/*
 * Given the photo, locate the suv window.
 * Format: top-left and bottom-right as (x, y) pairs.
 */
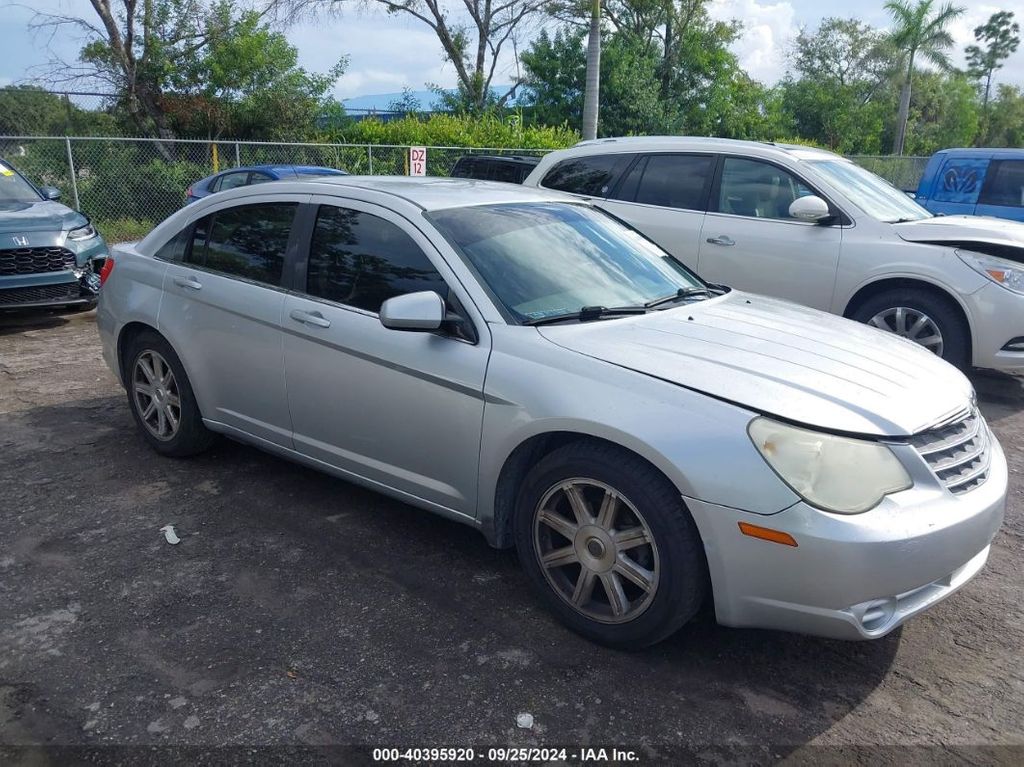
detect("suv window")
(541, 155), (626, 196)
(212, 171), (251, 192)
(979, 160), (1024, 207)
(306, 205), (447, 313)
(716, 157), (814, 220)
(187, 203), (296, 285)
(932, 157), (988, 204)
(611, 154), (714, 210)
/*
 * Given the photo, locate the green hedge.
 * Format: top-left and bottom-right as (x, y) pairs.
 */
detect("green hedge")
(322, 113), (578, 150)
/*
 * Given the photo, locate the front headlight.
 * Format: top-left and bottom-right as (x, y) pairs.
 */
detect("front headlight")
(67, 222), (97, 241)
(957, 250), (1024, 295)
(748, 417), (912, 514)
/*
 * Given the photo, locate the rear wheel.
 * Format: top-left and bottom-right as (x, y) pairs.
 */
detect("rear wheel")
(514, 441), (707, 649)
(124, 331), (216, 457)
(852, 288), (970, 369)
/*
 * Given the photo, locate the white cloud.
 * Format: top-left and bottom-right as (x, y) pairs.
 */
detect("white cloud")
(709, 0), (798, 84)
(947, 3), (1024, 90)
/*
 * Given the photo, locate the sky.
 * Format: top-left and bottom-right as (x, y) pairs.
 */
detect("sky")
(1, 0), (1023, 106)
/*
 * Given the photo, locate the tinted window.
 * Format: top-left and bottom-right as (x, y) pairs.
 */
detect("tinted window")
(717, 158), (814, 220)
(450, 158), (479, 179)
(155, 227), (191, 262)
(249, 172), (274, 185)
(188, 203), (295, 284)
(541, 155), (625, 196)
(629, 154), (713, 210)
(216, 172), (250, 192)
(932, 157), (988, 204)
(980, 160), (1024, 207)
(306, 206), (447, 313)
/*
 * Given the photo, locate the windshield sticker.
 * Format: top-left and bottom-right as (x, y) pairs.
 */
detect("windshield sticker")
(0, 163), (13, 176)
(933, 158), (988, 205)
(524, 308), (571, 319)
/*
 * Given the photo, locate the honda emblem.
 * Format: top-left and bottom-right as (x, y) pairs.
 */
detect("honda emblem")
(12, 236), (29, 247)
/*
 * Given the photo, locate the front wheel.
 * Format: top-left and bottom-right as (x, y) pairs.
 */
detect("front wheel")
(514, 441), (708, 649)
(852, 288), (970, 369)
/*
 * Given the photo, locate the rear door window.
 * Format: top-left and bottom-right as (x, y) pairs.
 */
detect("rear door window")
(540, 154), (629, 197)
(214, 172), (250, 192)
(305, 205), (448, 313)
(620, 154), (714, 210)
(979, 160), (1024, 208)
(186, 203), (296, 285)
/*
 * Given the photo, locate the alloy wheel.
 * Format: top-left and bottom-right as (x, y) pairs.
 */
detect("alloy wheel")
(132, 350), (181, 441)
(533, 478), (660, 624)
(868, 306), (944, 356)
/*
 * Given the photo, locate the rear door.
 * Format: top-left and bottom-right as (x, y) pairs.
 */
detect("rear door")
(159, 197), (307, 447)
(697, 156), (842, 309)
(598, 153), (715, 272)
(976, 159), (1024, 221)
(281, 197), (490, 515)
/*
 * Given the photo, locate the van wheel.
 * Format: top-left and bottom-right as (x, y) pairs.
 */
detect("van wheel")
(852, 288), (970, 369)
(514, 441), (707, 649)
(124, 331), (216, 457)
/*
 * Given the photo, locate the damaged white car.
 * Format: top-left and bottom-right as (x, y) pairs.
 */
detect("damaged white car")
(525, 137), (1024, 372)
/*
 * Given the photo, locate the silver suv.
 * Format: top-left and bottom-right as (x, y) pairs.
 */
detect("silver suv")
(524, 137), (1024, 372)
(97, 177), (1005, 648)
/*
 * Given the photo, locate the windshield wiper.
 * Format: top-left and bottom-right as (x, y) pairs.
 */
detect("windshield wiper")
(523, 305), (648, 326)
(645, 286), (716, 309)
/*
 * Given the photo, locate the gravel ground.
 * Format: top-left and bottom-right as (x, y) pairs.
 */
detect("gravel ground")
(1, 309), (1022, 764)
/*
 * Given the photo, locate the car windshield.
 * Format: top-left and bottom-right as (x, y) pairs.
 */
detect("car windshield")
(428, 202), (706, 323)
(806, 158), (931, 223)
(0, 162), (42, 204)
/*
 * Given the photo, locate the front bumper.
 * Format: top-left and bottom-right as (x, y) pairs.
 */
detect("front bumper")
(0, 232), (108, 310)
(686, 433), (1006, 640)
(967, 281), (1024, 372)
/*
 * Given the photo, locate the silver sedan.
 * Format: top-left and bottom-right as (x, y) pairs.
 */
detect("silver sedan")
(96, 177), (1006, 648)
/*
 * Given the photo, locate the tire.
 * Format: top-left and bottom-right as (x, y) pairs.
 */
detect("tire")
(852, 288), (970, 369)
(124, 331), (216, 457)
(513, 440), (708, 649)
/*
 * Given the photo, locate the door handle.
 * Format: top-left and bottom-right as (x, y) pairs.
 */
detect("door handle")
(706, 235), (735, 247)
(173, 275), (202, 290)
(289, 309), (331, 328)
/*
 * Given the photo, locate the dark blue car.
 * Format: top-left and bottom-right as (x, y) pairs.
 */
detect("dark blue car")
(186, 164), (348, 204)
(915, 148), (1024, 222)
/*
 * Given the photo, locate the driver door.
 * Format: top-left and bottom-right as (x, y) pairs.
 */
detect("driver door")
(282, 199), (490, 516)
(697, 156), (843, 310)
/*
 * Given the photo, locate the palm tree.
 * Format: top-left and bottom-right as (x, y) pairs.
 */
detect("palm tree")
(886, 0), (965, 155)
(581, 0), (601, 140)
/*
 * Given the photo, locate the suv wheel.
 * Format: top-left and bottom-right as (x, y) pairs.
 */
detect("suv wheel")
(514, 441), (707, 649)
(124, 331), (216, 457)
(852, 288), (970, 369)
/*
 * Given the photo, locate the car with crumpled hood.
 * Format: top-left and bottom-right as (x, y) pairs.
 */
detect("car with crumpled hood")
(0, 156), (108, 310)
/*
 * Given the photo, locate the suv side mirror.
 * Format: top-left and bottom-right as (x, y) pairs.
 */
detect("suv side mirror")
(379, 290), (445, 331)
(789, 195), (832, 223)
(39, 185), (62, 201)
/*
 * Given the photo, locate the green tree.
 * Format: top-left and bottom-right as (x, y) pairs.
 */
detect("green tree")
(885, 0), (965, 156)
(984, 84), (1024, 146)
(519, 29), (585, 128)
(386, 87), (423, 115)
(899, 71), (979, 155)
(965, 11), (1020, 112)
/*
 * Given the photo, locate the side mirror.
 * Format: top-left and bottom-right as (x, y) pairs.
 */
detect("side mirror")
(379, 290), (445, 332)
(39, 186), (61, 201)
(789, 195), (832, 223)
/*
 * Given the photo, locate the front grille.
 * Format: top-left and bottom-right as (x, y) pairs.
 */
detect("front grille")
(907, 410), (991, 495)
(0, 247), (76, 276)
(0, 282), (81, 306)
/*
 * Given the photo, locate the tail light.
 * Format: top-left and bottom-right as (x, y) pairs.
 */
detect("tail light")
(99, 257), (115, 286)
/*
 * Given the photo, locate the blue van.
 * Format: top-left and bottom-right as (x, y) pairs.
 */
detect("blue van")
(915, 148), (1024, 221)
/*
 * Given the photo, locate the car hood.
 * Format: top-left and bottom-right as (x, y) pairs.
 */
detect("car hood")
(537, 292), (973, 437)
(894, 215), (1024, 262)
(0, 200), (84, 233)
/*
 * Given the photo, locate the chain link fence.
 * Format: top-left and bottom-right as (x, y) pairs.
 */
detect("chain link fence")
(0, 136), (550, 242)
(0, 134), (932, 243)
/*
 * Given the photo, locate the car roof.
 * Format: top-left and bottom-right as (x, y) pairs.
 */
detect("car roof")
(931, 147), (1023, 157)
(222, 175), (577, 211)
(562, 136), (842, 161)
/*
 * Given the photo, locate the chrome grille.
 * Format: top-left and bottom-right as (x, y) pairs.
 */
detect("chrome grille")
(0, 247), (76, 276)
(907, 410), (991, 495)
